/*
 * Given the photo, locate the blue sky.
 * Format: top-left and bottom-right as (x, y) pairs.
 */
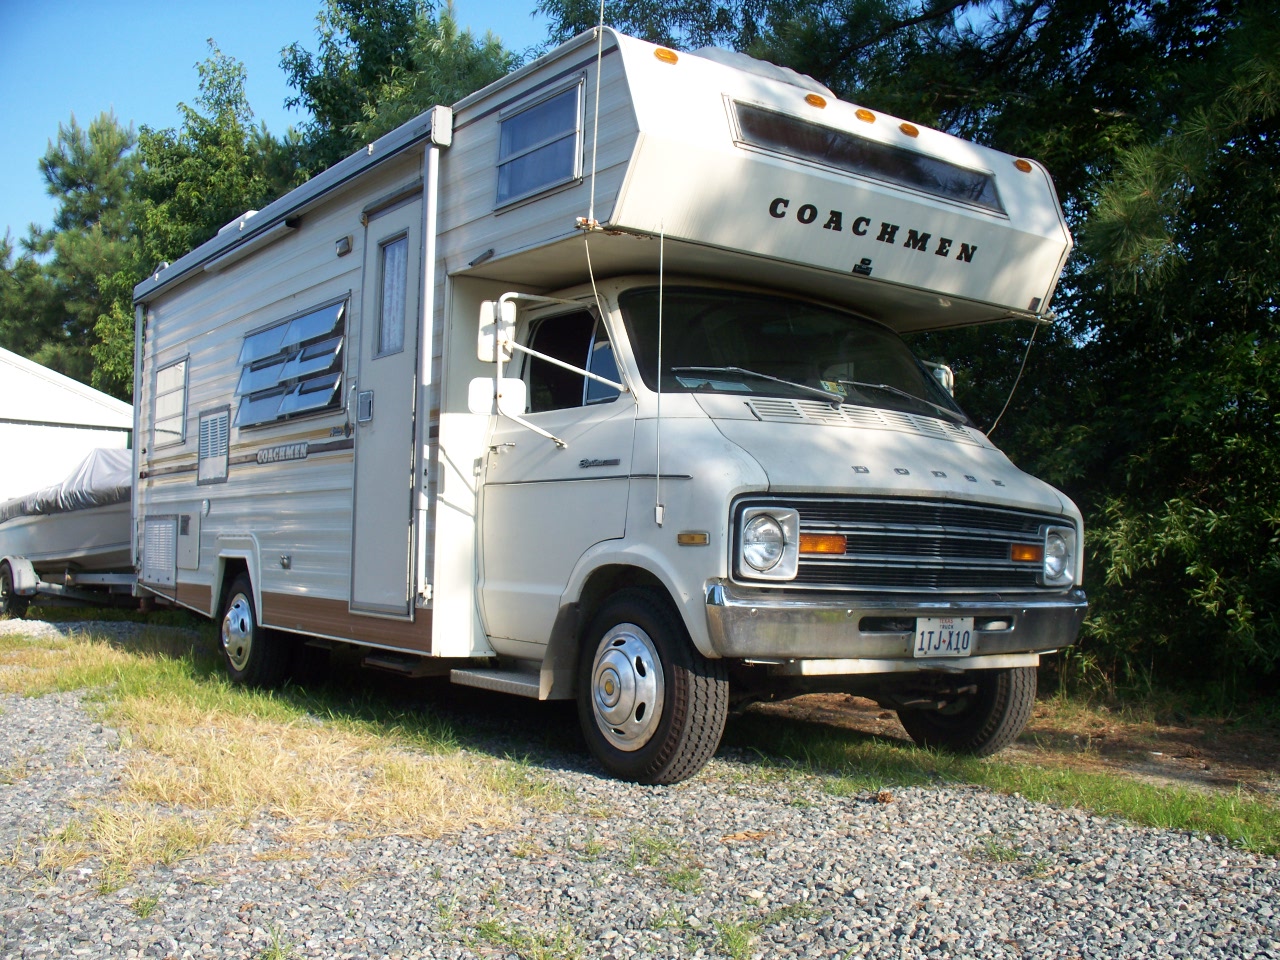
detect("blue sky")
(0, 0), (551, 243)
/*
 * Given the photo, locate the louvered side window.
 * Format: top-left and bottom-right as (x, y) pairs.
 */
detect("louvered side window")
(235, 298), (347, 427)
(198, 408), (230, 484)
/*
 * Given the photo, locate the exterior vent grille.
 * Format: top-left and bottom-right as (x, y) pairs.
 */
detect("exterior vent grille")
(142, 517), (178, 586)
(746, 399), (978, 445)
(736, 495), (1068, 594)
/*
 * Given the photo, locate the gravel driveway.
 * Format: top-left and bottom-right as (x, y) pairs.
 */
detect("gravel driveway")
(1, 621), (1277, 959)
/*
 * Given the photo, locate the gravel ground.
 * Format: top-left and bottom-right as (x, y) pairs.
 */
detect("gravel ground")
(1, 620), (1277, 959)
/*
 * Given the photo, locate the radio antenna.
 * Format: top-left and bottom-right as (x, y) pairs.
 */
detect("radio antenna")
(655, 226), (665, 526)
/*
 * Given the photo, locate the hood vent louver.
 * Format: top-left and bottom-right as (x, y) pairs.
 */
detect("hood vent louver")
(747, 398), (977, 445)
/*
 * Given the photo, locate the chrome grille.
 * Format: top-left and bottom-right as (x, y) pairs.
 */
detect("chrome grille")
(737, 496), (1067, 593)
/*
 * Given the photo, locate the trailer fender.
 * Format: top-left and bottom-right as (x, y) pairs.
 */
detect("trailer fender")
(0, 557), (39, 595)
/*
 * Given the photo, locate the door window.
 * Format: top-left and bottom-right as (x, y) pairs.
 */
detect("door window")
(525, 311), (620, 412)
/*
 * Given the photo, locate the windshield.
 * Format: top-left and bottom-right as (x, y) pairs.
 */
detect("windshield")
(618, 286), (969, 424)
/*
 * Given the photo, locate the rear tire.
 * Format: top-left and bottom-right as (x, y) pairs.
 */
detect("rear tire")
(897, 666), (1036, 756)
(578, 588), (729, 784)
(219, 574), (290, 687)
(0, 563), (29, 619)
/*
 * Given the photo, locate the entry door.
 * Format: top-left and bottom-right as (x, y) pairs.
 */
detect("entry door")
(350, 198), (422, 616)
(480, 309), (635, 642)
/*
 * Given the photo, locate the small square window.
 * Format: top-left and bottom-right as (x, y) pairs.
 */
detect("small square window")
(496, 83), (584, 207)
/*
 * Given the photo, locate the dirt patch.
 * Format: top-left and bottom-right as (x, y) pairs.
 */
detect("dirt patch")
(752, 693), (1280, 799)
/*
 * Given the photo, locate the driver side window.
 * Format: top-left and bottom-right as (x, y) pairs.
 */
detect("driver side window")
(525, 311), (620, 412)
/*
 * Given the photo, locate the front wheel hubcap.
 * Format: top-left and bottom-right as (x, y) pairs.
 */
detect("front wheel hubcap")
(221, 594), (255, 671)
(590, 623), (665, 751)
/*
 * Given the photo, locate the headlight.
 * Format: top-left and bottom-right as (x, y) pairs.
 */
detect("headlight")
(736, 507), (799, 580)
(743, 515), (785, 571)
(1042, 526), (1076, 586)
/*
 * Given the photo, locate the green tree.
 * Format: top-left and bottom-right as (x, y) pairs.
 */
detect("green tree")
(283, 0), (515, 169)
(349, 4), (514, 143)
(0, 112), (139, 391)
(133, 42), (306, 265)
(1073, 6), (1280, 692)
(282, 0), (428, 169)
(91, 43), (307, 397)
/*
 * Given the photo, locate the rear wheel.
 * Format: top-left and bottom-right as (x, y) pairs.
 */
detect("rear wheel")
(897, 666), (1036, 756)
(219, 574), (290, 687)
(0, 563), (29, 619)
(578, 588), (729, 784)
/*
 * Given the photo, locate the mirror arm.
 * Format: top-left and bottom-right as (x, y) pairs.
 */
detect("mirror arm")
(495, 323), (567, 448)
(502, 340), (627, 393)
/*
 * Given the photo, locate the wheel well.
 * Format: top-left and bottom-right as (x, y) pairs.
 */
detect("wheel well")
(576, 565), (670, 634)
(216, 558), (249, 619)
(540, 565), (677, 700)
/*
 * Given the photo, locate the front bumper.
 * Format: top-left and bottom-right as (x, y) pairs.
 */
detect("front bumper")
(704, 582), (1087, 661)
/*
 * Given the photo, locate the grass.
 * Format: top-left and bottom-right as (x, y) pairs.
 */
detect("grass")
(4, 610), (1277, 873)
(724, 708), (1280, 857)
(472, 916), (582, 959)
(713, 904), (819, 960)
(0, 624), (551, 883)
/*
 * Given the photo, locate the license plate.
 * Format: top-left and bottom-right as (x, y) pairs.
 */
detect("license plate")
(913, 617), (975, 658)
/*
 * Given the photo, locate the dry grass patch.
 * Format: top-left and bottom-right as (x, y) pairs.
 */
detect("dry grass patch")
(0, 631), (189, 696)
(1, 627), (531, 858)
(24, 805), (231, 886)
(118, 695), (519, 839)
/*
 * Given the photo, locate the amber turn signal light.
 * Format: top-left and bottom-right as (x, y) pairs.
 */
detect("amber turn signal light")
(1010, 543), (1044, 563)
(799, 534), (848, 555)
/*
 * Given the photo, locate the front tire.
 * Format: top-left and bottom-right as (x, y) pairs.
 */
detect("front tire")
(897, 666), (1036, 756)
(578, 588), (729, 784)
(219, 574), (290, 687)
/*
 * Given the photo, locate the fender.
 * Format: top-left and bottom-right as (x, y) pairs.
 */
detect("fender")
(0, 556), (39, 595)
(214, 534), (263, 619)
(560, 538), (721, 657)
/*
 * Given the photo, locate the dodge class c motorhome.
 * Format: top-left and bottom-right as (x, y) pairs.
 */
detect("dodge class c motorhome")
(131, 29), (1087, 783)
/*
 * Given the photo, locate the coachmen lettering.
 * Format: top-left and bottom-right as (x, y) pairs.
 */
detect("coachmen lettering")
(767, 196), (978, 263)
(256, 442), (309, 465)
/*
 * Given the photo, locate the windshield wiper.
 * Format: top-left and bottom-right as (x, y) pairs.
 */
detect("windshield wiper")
(836, 380), (969, 425)
(671, 366), (843, 406)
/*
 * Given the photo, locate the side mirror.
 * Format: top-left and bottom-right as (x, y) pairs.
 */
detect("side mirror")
(477, 299), (516, 362)
(922, 361), (956, 397)
(467, 376), (527, 417)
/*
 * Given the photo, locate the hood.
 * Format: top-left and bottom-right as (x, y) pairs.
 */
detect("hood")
(695, 394), (1074, 519)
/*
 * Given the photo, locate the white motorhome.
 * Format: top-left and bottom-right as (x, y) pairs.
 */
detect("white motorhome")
(132, 29), (1086, 783)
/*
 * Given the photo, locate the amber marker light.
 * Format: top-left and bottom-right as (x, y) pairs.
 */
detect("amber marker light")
(677, 532), (710, 546)
(1010, 543), (1044, 563)
(799, 533), (848, 555)
(654, 47), (679, 64)
(1014, 158), (1034, 173)
(855, 108), (876, 123)
(805, 93), (827, 108)
(899, 122), (919, 138)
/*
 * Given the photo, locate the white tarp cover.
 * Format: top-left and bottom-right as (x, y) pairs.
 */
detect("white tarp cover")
(0, 448), (132, 524)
